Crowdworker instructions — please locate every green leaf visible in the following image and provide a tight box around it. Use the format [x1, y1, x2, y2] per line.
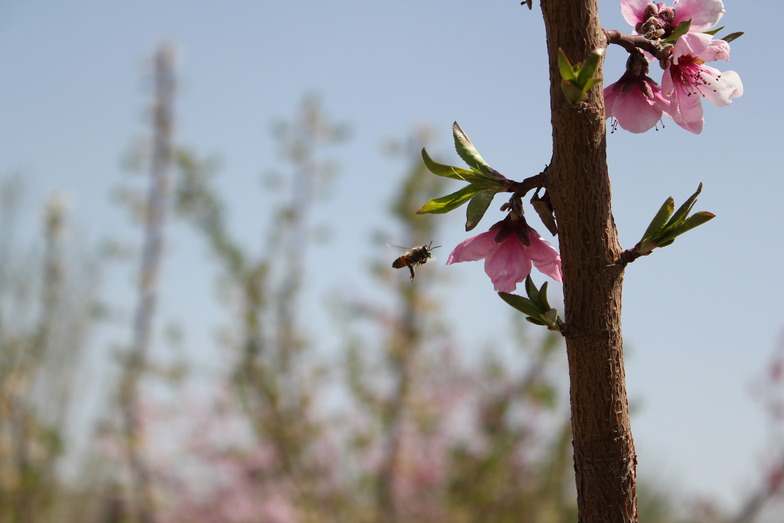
[703, 26, 725, 36]
[560, 80, 584, 106]
[561, 77, 601, 106]
[576, 48, 604, 86]
[557, 48, 577, 81]
[465, 189, 497, 231]
[537, 281, 551, 311]
[637, 239, 657, 255]
[453, 122, 494, 175]
[678, 211, 715, 232]
[558, 48, 603, 104]
[526, 317, 548, 326]
[421, 148, 478, 182]
[524, 275, 539, 304]
[664, 183, 702, 230]
[498, 292, 543, 317]
[641, 196, 675, 241]
[720, 31, 744, 43]
[664, 18, 692, 43]
[417, 184, 481, 214]
[541, 309, 560, 327]
[633, 184, 715, 257]
[584, 77, 602, 92]
[657, 211, 715, 244]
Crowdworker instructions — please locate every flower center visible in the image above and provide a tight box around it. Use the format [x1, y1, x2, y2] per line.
[671, 55, 720, 98]
[638, 2, 677, 39]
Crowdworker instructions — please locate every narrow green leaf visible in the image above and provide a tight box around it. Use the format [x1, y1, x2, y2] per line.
[720, 31, 744, 43]
[498, 292, 543, 317]
[703, 26, 725, 36]
[577, 78, 603, 100]
[657, 212, 715, 245]
[524, 275, 539, 304]
[465, 189, 497, 231]
[664, 183, 703, 230]
[417, 184, 481, 215]
[680, 211, 716, 231]
[537, 281, 551, 311]
[560, 80, 584, 105]
[584, 77, 602, 92]
[453, 122, 493, 175]
[421, 148, 478, 181]
[637, 239, 657, 255]
[526, 317, 548, 326]
[664, 18, 692, 43]
[557, 48, 577, 81]
[577, 48, 604, 86]
[641, 197, 675, 241]
[541, 309, 560, 327]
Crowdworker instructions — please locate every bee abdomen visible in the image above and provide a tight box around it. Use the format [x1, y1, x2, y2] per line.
[392, 258, 407, 269]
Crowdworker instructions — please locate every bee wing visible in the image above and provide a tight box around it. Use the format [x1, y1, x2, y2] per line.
[386, 243, 413, 251]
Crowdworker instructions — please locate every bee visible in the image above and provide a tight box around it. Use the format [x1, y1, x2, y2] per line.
[391, 241, 440, 281]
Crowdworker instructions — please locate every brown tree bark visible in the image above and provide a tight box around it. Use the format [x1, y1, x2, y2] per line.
[539, 1, 638, 521]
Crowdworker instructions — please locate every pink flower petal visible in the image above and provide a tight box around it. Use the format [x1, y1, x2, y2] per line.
[526, 231, 563, 283]
[606, 81, 669, 133]
[664, 68, 705, 134]
[703, 69, 742, 107]
[447, 226, 562, 292]
[484, 237, 532, 292]
[673, 0, 725, 32]
[700, 37, 731, 63]
[605, 73, 672, 134]
[604, 83, 620, 107]
[661, 32, 741, 134]
[620, 0, 651, 26]
[673, 33, 712, 62]
[446, 230, 498, 264]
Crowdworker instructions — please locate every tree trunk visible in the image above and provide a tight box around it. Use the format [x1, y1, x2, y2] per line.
[539, 1, 638, 521]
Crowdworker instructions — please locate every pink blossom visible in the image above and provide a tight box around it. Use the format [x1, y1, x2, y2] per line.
[447, 227, 562, 293]
[661, 32, 743, 134]
[621, 0, 724, 35]
[605, 74, 671, 133]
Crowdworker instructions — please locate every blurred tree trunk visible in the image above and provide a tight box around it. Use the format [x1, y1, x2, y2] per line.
[539, 1, 638, 521]
[120, 42, 176, 523]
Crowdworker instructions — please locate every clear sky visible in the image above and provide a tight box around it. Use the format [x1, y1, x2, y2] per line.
[2, 0, 782, 514]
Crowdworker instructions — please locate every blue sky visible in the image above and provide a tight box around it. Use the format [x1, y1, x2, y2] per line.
[2, 0, 782, 513]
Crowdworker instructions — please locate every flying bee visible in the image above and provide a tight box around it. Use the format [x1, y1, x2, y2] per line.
[391, 241, 440, 281]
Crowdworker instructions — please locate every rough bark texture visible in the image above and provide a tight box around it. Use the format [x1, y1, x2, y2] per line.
[539, 1, 638, 521]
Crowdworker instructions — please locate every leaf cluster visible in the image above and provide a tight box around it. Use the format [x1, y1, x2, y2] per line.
[557, 48, 603, 106]
[418, 122, 507, 231]
[498, 276, 562, 331]
[633, 183, 714, 257]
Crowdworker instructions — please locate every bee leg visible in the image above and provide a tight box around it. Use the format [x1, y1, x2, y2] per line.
[408, 265, 415, 280]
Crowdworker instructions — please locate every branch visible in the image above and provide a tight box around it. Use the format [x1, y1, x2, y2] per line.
[507, 171, 545, 197]
[604, 29, 672, 65]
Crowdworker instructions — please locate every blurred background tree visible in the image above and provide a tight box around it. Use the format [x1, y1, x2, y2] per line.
[0, 42, 779, 523]
[0, 178, 98, 522]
